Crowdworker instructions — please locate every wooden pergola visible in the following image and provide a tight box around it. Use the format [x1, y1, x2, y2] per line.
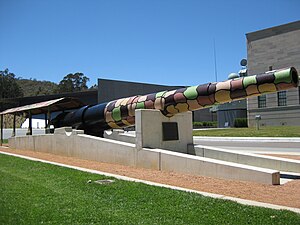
[0, 97, 85, 145]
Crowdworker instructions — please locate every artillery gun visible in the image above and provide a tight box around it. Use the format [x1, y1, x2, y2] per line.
[51, 67, 299, 136]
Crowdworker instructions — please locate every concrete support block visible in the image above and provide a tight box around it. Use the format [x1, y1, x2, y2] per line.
[136, 148, 160, 170]
[34, 135, 53, 153]
[104, 130, 136, 144]
[54, 127, 73, 135]
[73, 134, 136, 167]
[8, 137, 15, 149]
[160, 150, 280, 185]
[11, 136, 35, 151]
[135, 109, 193, 153]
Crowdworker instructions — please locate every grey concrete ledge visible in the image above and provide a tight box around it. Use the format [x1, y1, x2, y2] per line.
[78, 134, 136, 147]
[193, 136, 300, 143]
[0, 150, 299, 214]
[194, 144, 300, 173]
[104, 130, 136, 144]
[155, 148, 280, 184]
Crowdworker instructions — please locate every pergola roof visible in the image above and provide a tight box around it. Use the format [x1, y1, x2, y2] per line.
[0, 97, 85, 115]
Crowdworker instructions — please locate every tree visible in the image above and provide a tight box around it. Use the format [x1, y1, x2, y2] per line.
[15, 79, 58, 97]
[0, 69, 23, 99]
[89, 84, 98, 90]
[57, 72, 90, 93]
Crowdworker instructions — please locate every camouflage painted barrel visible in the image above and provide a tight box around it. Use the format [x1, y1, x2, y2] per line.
[104, 67, 299, 129]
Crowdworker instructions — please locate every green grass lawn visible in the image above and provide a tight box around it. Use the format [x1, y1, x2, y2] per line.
[193, 126, 300, 137]
[0, 154, 299, 224]
[2, 139, 8, 144]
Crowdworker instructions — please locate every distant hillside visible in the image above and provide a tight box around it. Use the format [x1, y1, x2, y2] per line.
[16, 79, 58, 97]
[3, 114, 26, 128]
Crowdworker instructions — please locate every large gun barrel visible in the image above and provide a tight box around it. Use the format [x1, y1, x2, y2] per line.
[52, 67, 299, 136]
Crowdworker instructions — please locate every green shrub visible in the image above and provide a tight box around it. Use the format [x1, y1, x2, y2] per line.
[193, 121, 217, 128]
[234, 118, 248, 128]
[193, 122, 203, 126]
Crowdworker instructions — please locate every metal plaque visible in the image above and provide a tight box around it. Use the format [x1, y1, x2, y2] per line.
[162, 122, 179, 141]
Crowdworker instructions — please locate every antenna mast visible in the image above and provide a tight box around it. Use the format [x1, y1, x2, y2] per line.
[213, 39, 218, 82]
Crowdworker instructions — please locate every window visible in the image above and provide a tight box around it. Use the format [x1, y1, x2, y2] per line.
[277, 91, 287, 106]
[258, 95, 266, 108]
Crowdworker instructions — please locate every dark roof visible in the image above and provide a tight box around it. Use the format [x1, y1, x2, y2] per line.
[246, 20, 300, 42]
[0, 90, 97, 104]
[0, 97, 85, 115]
[0, 90, 98, 113]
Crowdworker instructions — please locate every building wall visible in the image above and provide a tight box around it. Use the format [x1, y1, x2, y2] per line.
[246, 21, 300, 127]
[98, 78, 182, 103]
[217, 109, 247, 128]
[213, 100, 247, 128]
[193, 108, 217, 122]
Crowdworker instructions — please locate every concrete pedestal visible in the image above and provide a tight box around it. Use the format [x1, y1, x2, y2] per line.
[135, 109, 193, 153]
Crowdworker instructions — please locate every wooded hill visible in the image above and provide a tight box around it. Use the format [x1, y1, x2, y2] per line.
[16, 79, 58, 97]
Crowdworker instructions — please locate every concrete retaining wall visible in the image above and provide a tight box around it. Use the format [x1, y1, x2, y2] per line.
[8, 128, 280, 185]
[194, 145, 300, 173]
[9, 129, 136, 167]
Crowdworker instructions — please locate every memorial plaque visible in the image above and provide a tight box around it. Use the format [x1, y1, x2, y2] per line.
[162, 122, 179, 141]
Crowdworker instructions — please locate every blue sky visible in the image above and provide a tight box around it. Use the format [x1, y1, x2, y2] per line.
[0, 0, 299, 87]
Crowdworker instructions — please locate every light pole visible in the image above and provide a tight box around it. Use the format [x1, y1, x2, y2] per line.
[255, 115, 261, 130]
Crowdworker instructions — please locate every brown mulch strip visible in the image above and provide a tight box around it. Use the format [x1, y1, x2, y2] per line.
[1, 147, 300, 209]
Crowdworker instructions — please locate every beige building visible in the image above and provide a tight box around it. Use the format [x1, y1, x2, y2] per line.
[246, 21, 300, 127]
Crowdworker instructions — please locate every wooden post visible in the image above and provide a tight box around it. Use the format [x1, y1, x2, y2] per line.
[12, 114, 16, 137]
[27, 111, 32, 135]
[47, 107, 51, 127]
[44, 113, 48, 132]
[29, 112, 32, 135]
[0, 114, 3, 146]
